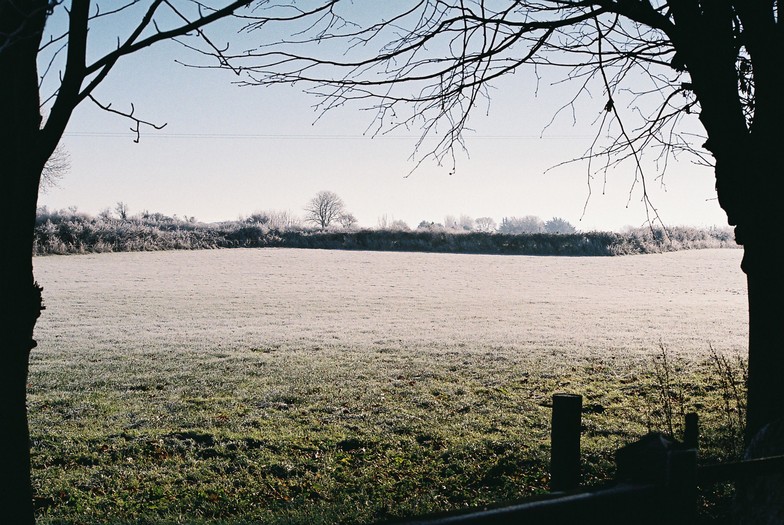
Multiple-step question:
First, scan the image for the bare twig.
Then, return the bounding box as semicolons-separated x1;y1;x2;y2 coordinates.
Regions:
88;95;167;143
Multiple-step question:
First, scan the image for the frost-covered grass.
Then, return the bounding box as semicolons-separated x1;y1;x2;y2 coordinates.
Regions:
29;249;747;524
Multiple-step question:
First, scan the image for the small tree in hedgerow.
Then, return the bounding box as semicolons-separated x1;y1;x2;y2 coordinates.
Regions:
499;216;546;235
304;190;347;230
337;212;358;230
544;217;578;235
474;217;497;233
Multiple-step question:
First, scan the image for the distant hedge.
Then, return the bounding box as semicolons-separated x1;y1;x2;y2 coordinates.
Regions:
33;209;737;256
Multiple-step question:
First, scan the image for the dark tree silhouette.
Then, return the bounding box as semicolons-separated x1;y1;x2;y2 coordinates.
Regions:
223;1;784;444
0;1;342;522
304;190;348;229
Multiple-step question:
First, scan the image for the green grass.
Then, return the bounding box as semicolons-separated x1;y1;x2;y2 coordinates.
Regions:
29;248;748;524
29;350;746;524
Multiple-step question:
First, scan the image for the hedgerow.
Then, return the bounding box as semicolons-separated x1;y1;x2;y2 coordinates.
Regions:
33;207;737;256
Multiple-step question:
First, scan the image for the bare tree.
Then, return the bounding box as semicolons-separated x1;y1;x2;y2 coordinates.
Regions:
244;212;271;224
544;217;577;235
0;2;349;522
98;207;114;221
304;190;347;229
499;216;545;234
115;201;129;221
337;211;358;229
39;145;70;192
444;214;476;231
443;214;459;230
390;219;411;231
475;217;497;233
226;1;784;442
258;209;301;231
458;214;475;231
379;215;410;231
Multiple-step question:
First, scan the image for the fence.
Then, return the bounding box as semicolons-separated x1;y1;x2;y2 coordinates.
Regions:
397;393;784;525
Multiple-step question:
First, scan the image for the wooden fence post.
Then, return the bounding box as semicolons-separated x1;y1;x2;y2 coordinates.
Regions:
683;412;699;449
550;393;582;491
666;448;698;524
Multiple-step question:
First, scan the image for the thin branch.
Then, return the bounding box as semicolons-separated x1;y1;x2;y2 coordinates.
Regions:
163;0;242;74
88;95;167;143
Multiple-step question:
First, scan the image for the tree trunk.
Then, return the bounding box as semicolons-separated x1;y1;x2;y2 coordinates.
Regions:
0;254;42;525
737;128;784;442
0;2;49;523
713;126;784;443
0;152;45;525
676;9;784;442
744;239;784;442
736;8;784;443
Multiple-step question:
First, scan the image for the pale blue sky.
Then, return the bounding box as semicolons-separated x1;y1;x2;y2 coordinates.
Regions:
39;2;728;231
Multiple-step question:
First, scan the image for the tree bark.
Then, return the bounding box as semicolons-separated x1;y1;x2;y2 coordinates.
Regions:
712;129;784;443
744;239;784;441
0;2;49;523
0;272;42;525
734;7;784;442
712;140;784;444
732;83;784;443
736;104;784;441
670;2;784;442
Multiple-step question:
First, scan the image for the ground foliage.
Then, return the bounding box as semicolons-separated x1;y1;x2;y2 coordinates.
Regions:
28;347;747;525
33;208;736;257
29;249;746;524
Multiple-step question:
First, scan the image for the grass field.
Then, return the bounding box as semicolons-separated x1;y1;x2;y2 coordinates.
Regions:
30;248;748;524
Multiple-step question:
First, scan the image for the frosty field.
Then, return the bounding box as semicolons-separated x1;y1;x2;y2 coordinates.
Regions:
29;248;748;524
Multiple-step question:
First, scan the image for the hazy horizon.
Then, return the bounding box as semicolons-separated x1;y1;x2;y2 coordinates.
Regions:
36;198;733;234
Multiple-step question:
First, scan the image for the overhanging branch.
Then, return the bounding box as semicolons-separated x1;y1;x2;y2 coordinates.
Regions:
88;95;167;143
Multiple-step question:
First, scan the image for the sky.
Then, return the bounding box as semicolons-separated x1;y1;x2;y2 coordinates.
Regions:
38;2;729;232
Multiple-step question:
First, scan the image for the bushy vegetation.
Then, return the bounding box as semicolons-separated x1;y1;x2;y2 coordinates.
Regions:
33;207;737;257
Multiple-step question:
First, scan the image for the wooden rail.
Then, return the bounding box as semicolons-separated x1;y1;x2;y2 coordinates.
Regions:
402;483;663;525
698;454;784;484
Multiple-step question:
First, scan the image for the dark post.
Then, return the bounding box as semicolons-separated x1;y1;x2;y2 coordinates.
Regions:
550;393;582;491
683;412;699;449
666;448;698;524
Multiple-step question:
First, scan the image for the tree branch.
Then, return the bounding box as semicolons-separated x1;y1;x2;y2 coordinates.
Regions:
41;0;89;157
87;95;167;143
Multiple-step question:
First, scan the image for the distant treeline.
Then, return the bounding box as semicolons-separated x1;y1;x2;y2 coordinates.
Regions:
33;207;737;257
